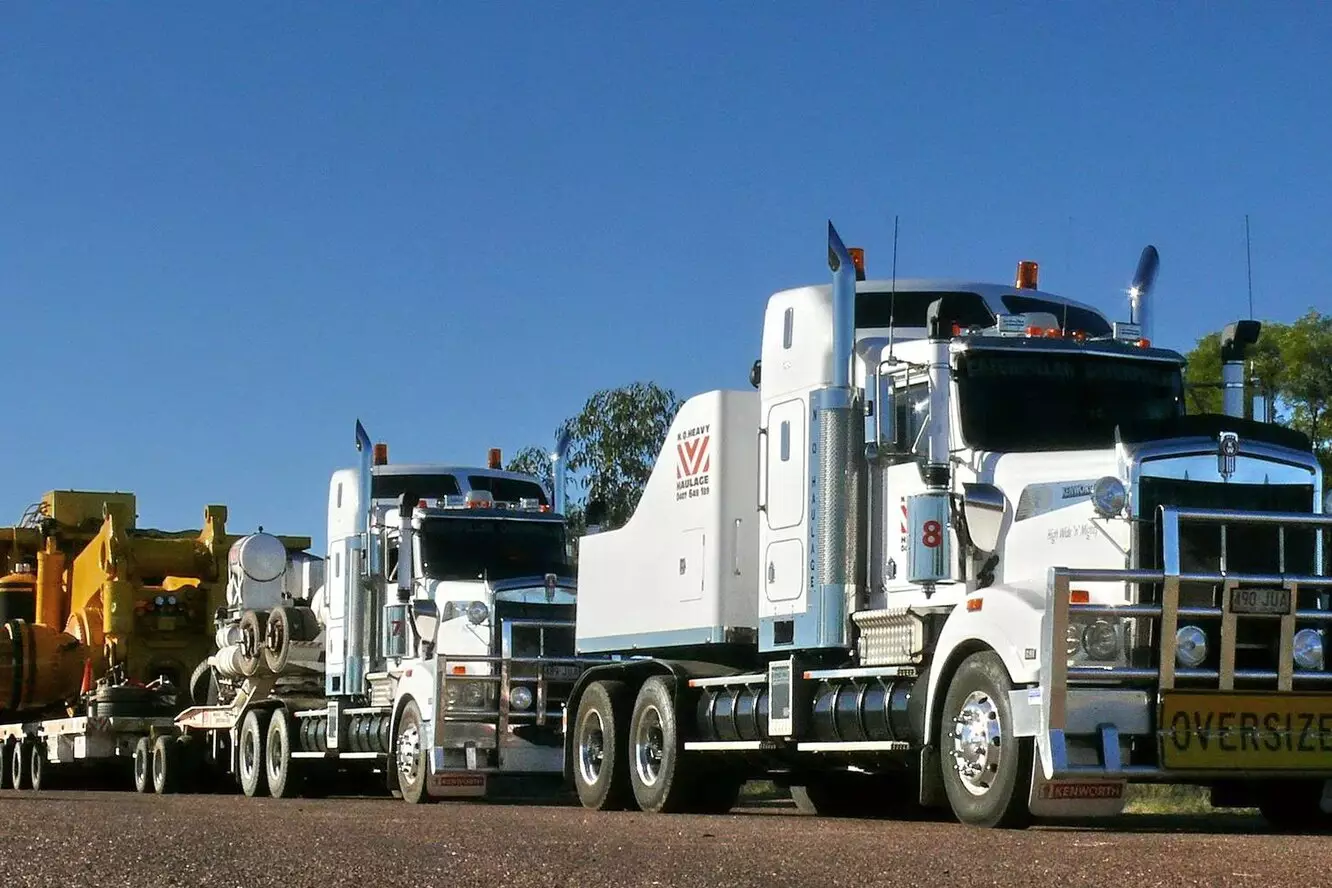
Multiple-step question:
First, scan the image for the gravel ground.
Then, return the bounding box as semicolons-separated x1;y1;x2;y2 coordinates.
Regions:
0;789;1323;888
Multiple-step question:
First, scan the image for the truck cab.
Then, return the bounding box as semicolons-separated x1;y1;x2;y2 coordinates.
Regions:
564;223;1332;830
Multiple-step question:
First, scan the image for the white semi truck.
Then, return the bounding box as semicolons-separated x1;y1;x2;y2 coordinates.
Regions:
152;422;598;801
564;223;1332;829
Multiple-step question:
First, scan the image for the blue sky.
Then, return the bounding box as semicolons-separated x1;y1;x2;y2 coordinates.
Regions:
3;3;1329;551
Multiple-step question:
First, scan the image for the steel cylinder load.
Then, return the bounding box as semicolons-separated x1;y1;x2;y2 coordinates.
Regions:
209;532;325;682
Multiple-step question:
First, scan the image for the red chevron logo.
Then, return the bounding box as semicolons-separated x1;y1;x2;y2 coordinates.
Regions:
676;435;711;479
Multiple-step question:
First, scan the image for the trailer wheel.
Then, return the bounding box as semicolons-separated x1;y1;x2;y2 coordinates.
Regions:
939;651;1033;829
152;735;180;794
133;736;153;793
28;741;45;791
238;709;270;798
572;679;634;811
0;739;12;789
11;740;32;790
266;709;302;799
394;699;432;804
627;676;694;813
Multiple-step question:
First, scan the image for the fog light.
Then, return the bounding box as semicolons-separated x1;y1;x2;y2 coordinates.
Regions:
1176;625;1208;668
1293;628;1324;671
510;685;533;711
1081;621;1120;660
1090;477;1127;518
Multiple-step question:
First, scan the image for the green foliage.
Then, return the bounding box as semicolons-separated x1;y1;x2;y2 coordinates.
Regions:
1182;309;1332;473
556;381;683;530
504;445;554;493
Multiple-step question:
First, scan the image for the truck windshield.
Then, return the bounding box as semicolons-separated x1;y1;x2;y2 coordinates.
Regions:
955;349;1185;451
417;516;571;582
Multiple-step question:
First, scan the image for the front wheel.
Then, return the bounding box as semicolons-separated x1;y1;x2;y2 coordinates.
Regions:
939;651;1033;829
394;699;432;804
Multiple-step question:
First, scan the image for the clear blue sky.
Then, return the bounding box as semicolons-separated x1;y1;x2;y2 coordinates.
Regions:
3;3;1329;551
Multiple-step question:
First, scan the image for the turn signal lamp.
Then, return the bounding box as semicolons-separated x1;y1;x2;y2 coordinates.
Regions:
373;443;389;466
488;448;502;469
1015;260;1039;289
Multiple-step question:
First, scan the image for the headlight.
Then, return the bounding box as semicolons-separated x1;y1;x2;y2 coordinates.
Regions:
1090;476;1127;518
466;601;489;625
1176;625;1208;668
1081;621;1120;660
1293;628;1324;671
509;685;533;711
445;679;488;710
463;681;486;707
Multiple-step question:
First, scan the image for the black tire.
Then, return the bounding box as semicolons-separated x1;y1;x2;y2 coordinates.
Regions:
266;709;302;799
0;740;12;790
939;651;1033;829
11;740;29;790
133;736;153;793
188;660;219;707
28;741;45;791
238;708;270;798
394;699;431;804
1258;780;1332;832
151;734;179;794
627;676;694;813
571;679;634;811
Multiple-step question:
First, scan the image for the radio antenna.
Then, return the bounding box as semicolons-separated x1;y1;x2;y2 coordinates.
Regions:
886;214;899;363
1245;214;1254;320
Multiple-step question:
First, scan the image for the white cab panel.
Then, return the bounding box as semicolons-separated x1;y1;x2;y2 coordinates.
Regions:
576;390;760;653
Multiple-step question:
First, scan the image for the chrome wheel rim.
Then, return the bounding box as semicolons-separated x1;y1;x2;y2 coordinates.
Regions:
578;709;605;786
951;690;1003;796
397;723;421;782
633;705;664;788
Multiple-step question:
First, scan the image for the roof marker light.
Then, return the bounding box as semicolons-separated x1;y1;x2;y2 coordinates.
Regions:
1015;260;1039;289
373;443;389;466
849;247;866;281
488;448;502;469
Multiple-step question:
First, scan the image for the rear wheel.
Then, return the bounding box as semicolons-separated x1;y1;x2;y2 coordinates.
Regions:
0;740;12;789
238;709;270;798
133;736;153;792
571;679;634;811
10;740;30;790
939;651;1033;829
627;676;695;813
28;741;45;791
151;735;179;794
266;709;301;799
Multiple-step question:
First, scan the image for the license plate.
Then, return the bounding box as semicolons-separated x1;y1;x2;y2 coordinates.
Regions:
543;664;582;682
1160;691;1332;770
1229;586;1291;615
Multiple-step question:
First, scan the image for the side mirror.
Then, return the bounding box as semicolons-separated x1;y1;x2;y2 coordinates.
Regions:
749;359;762;389
961;483;1005;555
866;371;898;458
411;598;440;643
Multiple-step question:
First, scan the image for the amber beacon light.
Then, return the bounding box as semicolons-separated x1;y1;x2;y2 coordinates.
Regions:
1015;260;1039;289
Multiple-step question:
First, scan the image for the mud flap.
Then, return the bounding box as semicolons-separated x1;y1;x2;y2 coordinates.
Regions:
1027;757;1126;819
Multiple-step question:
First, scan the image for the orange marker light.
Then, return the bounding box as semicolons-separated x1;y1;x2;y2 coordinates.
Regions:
1025;325;1046;337
1070;589;1091;604
373;442;389;466
1137;338;1151;348
848;247;866;281
452;665;467;675
967;598;983;612
488;448;502;469
1015;260;1039;289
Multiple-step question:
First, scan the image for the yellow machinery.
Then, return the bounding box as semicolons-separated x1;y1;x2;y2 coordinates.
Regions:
0;490;311;720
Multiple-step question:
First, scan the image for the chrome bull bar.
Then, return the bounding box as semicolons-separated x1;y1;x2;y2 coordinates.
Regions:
433;618;607;772
1040;506;1332;781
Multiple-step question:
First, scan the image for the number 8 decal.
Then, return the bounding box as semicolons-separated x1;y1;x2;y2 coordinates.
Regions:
922;519;942;549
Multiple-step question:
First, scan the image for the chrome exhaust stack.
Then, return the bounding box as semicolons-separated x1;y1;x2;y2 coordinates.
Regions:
1221;320;1262;419
551;429;572;516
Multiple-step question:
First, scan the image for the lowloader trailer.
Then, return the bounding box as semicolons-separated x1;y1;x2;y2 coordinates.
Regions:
0;490;309;791
153;424;604;801
563;222;1332;829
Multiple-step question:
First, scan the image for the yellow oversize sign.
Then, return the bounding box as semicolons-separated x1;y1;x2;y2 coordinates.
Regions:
1161;691;1332;770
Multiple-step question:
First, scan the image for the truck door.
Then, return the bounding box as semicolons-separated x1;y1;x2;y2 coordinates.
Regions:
762;396;806;604
882;370;932;593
